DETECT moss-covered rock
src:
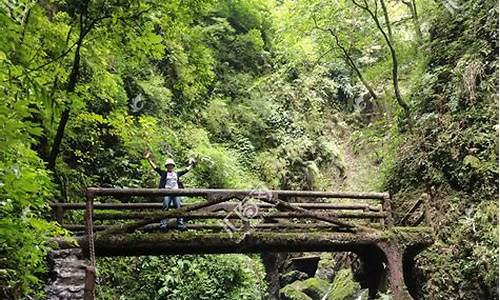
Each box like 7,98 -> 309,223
327,269 -> 361,300
280,282 -> 313,300
315,253 -> 336,281
349,289 -> 371,300
280,277 -> 331,300
301,277 -> 330,299
281,270 -> 310,285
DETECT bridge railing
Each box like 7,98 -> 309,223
399,193 -> 432,226
51,188 -> 394,234
51,188 -> 400,267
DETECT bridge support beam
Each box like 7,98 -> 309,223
60,230 -> 431,257
377,242 -> 414,300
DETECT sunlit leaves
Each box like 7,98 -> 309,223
97,254 -> 266,300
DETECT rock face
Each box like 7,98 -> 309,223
46,249 -> 87,300
315,253 -> 337,281
280,278 -> 330,300
301,278 -> 331,299
280,269 -> 363,300
281,270 -> 310,286
327,269 -> 361,300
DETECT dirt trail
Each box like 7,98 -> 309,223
326,120 -> 380,192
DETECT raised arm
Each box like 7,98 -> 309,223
178,158 -> 197,176
145,151 -> 158,170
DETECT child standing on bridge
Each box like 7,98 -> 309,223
145,151 -> 196,231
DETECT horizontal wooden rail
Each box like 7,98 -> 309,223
85,188 -> 387,200
92,211 -> 388,220
50,202 -> 381,211
63,223 -> 380,232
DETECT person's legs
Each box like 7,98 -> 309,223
173,196 -> 185,229
160,196 -> 170,231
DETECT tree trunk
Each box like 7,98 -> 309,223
353,0 -> 410,113
47,41 -> 81,170
380,0 -> 393,43
409,0 -> 423,42
331,29 -> 378,100
346,53 -> 379,101
378,0 -> 409,112
47,0 -> 90,171
388,43 -> 409,112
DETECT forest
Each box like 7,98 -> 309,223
0,0 -> 498,299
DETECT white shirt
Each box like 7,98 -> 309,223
165,172 -> 179,189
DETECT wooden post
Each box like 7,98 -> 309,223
55,204 -> 64,224
83,265 -> 96,300
382,192 -> 394,228
378,205 -> 385,228
84,191 -> 96,299
421,193 -> 432,227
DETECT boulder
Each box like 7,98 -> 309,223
327,269 -> 361,300
281,270 -> 310,286
301,277 -> 330,299
280,281 -> 313,300
315,253 -> 336,281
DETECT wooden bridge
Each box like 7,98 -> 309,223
51,188 -> 433,300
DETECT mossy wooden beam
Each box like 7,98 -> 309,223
55,228 -> 433,257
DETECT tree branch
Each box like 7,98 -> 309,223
351,0 -> 409,112
312,15 -> 378,100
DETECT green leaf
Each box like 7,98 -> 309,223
463,155 -> 481,169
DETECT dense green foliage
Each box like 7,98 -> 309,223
0,0 -> 497,299
97,254 -> 266,300
383,0 -> 499,298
